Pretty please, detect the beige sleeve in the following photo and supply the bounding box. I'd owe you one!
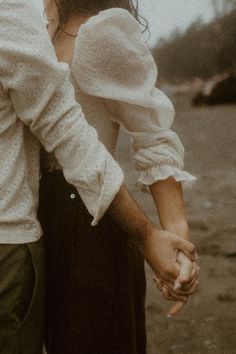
[0,0,124,224]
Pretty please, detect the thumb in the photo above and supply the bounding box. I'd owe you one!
[174,253,192,289]
[178,252,193,279]
[176,238,197,262]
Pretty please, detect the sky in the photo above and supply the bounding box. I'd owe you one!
[139,0,215,46]
[32,0,215,46]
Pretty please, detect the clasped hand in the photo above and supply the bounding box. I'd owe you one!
[144,228,199,317]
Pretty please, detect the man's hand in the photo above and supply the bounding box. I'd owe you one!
[107,185,198,316]
[144,227,197,288]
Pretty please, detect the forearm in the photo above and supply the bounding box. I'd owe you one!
[107,178,189,253]
[108,184,196,285]
[107,185,155,255]
[0,0,124,224]
[150,177,189,240]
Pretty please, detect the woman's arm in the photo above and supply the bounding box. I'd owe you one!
[150,177,199,287]
[150,177,199,316]
[150,177,189,239]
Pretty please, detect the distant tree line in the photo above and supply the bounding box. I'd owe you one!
[152,9,236,83]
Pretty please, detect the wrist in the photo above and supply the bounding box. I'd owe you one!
[142,223,162,268]
[138,221,158,257]
[162,220,189,240]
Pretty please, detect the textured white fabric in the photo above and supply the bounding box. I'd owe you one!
[0,1,124,243]
[71,8,196,188]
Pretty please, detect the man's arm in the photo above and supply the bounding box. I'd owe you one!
[0,0,124,225]
[108,186,197,286]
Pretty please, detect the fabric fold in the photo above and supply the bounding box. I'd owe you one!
[139,165,197,189]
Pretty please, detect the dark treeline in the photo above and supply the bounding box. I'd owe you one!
[153,9,236,83]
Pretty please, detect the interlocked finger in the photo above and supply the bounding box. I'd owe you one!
[163,285,189,302]
[153,277,163,292]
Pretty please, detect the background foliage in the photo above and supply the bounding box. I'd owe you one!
[152,7,236,82]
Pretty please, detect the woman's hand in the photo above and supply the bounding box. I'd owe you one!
[154,277,189,316]
[163,224,199,316]
[175,252,199,291]
[154,252,200,316]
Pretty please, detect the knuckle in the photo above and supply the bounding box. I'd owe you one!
[189,243,195,252]
[180,275,189,283]
[165,267,175,278]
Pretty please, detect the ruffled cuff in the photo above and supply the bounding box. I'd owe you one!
[138,164,196,189]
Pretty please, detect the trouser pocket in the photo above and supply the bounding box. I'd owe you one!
[0,238,45,354]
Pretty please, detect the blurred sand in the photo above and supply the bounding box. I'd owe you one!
[116,95,236,354]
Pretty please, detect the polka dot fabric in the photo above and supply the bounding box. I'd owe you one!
[0,0,124,243]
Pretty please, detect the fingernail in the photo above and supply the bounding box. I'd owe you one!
[167,314,173,318]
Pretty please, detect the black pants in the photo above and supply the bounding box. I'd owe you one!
[39,171,146,354]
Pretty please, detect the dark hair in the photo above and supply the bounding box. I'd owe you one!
[47,0,148,40]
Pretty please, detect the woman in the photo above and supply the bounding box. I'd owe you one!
[39,1,198,353]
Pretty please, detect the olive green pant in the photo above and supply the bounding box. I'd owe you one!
[0,238,45,354]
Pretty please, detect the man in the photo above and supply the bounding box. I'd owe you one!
[0,1,197,353]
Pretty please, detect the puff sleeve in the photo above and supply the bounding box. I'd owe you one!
[72,8,196,187]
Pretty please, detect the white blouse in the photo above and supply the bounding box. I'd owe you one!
[71,8,196,187]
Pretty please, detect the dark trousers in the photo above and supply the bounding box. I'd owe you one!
[39,170,146,354]
[0,238,45,354]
